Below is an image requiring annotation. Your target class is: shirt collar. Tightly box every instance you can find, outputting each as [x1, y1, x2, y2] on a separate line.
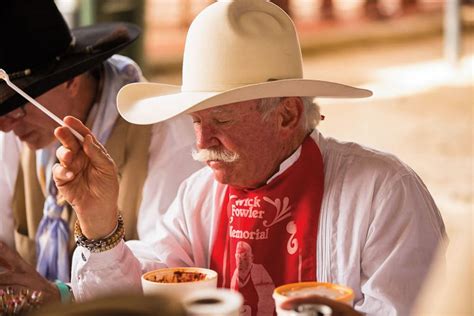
[266, 129, 321, 184]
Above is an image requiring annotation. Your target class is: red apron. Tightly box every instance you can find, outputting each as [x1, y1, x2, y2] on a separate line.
[211, 136, 325, 315]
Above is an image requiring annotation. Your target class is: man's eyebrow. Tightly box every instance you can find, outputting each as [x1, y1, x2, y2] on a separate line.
[209, 107, 233, 115]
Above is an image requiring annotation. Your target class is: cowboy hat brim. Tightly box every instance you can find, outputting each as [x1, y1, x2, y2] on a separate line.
[0, 22, 140, 116]
[117, 79, 373, 125]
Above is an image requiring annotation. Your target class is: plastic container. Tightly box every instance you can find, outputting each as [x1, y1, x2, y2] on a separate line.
[273, 282, 354, 314]
[141, 267, 217, 301]
[183, 288, 243, 316]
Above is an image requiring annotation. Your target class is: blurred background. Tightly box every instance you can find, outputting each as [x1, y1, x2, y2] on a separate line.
[56, 0, 473, 314]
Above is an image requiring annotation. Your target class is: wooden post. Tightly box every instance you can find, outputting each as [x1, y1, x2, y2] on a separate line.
[444, 0, 461, 66]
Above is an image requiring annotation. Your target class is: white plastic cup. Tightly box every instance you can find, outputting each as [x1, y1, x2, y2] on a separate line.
[273, 282, 354, 315]
[183, 288, 243, 316]
[141, 267, 218, 302]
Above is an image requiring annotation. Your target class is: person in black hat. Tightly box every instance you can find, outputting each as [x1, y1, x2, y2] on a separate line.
[0, 0, 202, 303]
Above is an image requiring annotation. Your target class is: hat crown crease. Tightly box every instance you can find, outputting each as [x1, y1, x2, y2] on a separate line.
[181, 0, 303, 93]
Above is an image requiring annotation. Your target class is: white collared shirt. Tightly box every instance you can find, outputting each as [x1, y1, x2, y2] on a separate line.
[70, 130, 446, 316]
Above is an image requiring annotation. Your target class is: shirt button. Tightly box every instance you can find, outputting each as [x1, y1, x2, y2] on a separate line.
[81, 252, 87, 262]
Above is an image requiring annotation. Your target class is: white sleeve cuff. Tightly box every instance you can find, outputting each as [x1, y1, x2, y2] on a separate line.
[77, 240, 127, 270]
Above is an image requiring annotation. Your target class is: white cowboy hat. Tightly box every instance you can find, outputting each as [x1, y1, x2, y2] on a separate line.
[117, 0, 372, 125]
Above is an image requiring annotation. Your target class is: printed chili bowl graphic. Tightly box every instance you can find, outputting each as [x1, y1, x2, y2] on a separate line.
[141, 267, 218, 300]
[273, 281, 355, 313]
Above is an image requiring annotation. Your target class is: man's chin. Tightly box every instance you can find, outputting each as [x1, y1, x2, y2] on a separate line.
[23, 135, 55, 150]
[210, 167, 232, 185]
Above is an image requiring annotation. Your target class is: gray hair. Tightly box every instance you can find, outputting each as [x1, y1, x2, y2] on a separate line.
[256, 97, 321, 132]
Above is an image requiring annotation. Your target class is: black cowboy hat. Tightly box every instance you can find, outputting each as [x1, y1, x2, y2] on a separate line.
[0, 0, 140, 116]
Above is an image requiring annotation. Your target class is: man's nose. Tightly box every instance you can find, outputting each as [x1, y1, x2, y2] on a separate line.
[195, 123, 219, 150]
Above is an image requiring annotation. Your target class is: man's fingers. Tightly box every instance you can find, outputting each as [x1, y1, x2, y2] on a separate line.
[0, 243, 32, 289]
[59, 117, 111, 168]
[0, 242, 26, 272]
[54, 125, 81, 153]
[0, 272, 29, 287]
[0, 257, 12, 271]
[52, 163, 75, 186]
[83, 134, 115, 169]
[63, 116, 92, 136]
[54, 116, 92, 153]
[56, 146, 74, 168]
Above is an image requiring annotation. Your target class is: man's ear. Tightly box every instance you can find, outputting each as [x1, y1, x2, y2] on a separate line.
[277, 97, 303, 135]
[64, 75, 81, 97]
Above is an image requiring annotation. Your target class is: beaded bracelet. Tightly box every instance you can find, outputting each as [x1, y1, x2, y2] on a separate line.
[74, 215, 125, 253]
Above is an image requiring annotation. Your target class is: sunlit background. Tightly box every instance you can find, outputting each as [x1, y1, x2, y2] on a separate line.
[56, 1, 473, 314]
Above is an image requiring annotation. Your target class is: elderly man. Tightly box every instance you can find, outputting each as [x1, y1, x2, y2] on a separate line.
[0, 0, 201, 303]
[52, 0, 446, 315]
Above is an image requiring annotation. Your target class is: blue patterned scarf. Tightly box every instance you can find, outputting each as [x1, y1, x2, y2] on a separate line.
[34, 55, 143, 282]
[35, 176, 70, 281]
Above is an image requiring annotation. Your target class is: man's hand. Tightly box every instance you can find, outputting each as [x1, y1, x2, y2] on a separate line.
[0, 242, 60, 304]
[53, 116, 119, 240]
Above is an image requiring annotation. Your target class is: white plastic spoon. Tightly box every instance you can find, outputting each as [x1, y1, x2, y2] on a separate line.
[0, 68, 84, 142]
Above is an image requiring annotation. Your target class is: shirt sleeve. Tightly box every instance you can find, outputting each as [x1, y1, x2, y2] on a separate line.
[71, 241, 143, 301]
[137, 115, 203, 243]
[355, 172, 447, 315]
[71, 191, 192, 301]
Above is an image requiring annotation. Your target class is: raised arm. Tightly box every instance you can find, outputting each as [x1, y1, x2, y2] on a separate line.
[52, 116, 119, 240]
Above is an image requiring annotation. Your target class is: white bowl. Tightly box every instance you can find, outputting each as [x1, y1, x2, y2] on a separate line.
[183, 288, 243, 316]
[273, 281, 354, 314]
[141, 267, 218, 301]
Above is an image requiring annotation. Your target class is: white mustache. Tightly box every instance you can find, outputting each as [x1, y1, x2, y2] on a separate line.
[192, 148, 240, 163]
